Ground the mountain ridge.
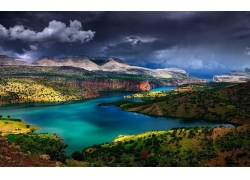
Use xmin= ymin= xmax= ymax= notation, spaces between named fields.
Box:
xmin=0 ymin=55 xmax=191 ymax=79
xmin=211 ymin=68 xmax=250 ymax=82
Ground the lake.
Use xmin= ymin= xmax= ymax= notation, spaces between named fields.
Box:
xmin=0 ymin=87 xmax=232 ymax=155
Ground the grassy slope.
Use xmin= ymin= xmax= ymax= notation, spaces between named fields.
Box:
xmin=72 ymin=125 xmax=250 ymax=167
xmin=0 ymin=117 xmax=38 ymax=135
xmin=109 ymin=82 xmax=250 ymax=125
xmin=81 ymin=82 xmax=250 ymax=167
xmin=0 ymin=77 xmax=98 ymax=105
xmin=4 ymin=133 xmax=68 ymax=163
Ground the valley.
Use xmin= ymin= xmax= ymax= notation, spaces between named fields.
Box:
xmin=0 ymin=54 xmax=249 ymax=167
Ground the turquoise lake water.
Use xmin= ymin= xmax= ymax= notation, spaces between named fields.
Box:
xmin=0 ymin=87 xmax=231 ymax=155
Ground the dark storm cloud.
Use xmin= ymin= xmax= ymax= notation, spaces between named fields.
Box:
xmin=0 ymin=11 xmax=250 ymax=73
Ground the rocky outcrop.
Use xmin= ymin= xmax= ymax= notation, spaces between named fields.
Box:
xmin=80 ymin=79 xmax=151 ymax=91
xmin=149 ymin=78 xmax=206 ymax=88
xmin=211 ymin=68 xmax=250 ymax=82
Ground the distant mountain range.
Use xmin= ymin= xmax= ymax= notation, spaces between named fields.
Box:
xmin=211 ymin=68 xmax=250 ymax=82
xmin=0 ymin=55 xmax=190 ymax=79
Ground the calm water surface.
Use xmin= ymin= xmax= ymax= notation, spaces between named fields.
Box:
xmin=0 ymin=87 xmax=231 ymax=155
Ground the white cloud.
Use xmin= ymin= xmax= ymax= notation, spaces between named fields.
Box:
xmin=244 ymin=47 xmax=250 ymax=55
xmin=0 ymin=20 xmax=95 ymax=43
xmin=30 ymin=45 xmax=38 ymax=50
xmin=9 ymin=25 xmax=37 ymax=41
xmin=0 ymin=24 xmax=9 ymax=39
xmin=124 ymin=36 xmax=156 ymax=45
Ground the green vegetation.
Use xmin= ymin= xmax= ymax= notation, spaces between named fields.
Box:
xmin=71 ymin=125 xmax=250 ymax=167
xmin=101 ymin=82 xmax=250 ymax=125
xmin=124 ymin=91 xmax=171 ymax=98
xmin=0 ymin=115 xmax=38 ymax=135
xmin=5 ymin=133 xmax=68 ymax=163
xmin=92 ymin=82 xmax=250 ymax=166
xmin=124 ymin=82 xmax=237 ymax=99
xmin=0 ymin=77 xmax=98 ymax=105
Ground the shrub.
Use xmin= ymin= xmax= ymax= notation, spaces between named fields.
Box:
xmin=71 ymin=151 xmax=85 ymax=161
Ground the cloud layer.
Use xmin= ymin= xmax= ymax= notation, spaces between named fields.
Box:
xmin=1 ymin=12 xmax=250 ymax=75
xmin=0 ymin=20 xmax=95 ymax=43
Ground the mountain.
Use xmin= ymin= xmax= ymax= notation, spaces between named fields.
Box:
xmin=33 ymin=55 xmax=190 ymax=79
xmin=211 ymin=68 xmax=250 ymax=82
xmin=0 ymin=55 xmax=190 ymax=79
xmin=0 ymin=55 xmax=30 ymax=66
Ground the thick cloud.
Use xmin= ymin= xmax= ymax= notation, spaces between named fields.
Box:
xmin=0 ymin=24 xmax=8 ymax=39
xmin=1 ymin=20 xmax=95 ymax=43
xmin=1 ymin=12 xmax=250 ymax=75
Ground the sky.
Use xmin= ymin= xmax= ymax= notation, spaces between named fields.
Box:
xmin=1 ymin=11 xmax=250 ymax=75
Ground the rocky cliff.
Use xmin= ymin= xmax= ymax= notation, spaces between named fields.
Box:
xmin=149 ymin=78 xmax=206 ymax=88
xmin=66 ymin=79 xmax=151 ymax=91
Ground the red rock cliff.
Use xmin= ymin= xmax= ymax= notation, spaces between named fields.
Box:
xmin=80 ymin=79 xmax=151 ymax=91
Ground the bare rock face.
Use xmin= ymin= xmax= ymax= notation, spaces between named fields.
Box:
xmin=39 ymin=154 xmax=50 ymax=161
xmin=80 ymin=79 xmax=151 ymax=91
xmin=211 ymin=68 xmax=250 ymax=82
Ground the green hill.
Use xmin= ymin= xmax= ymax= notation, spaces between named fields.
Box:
xmin=70 ymin=124 xmax=250 ymax=167
xmin=102 ymin=82 xmax=250 ymax=125
xmin=0 ymin=77 xmax=98 ymax=105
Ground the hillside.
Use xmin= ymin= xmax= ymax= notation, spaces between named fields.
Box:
xmin=99 ymin=82 xmax=250 ymax=125
xmin=0 ymin=133 xmax=67 ymax=167
xmin=0 ymin=77 xmax=99 ymax=105
xmin=71 ymin=124 xmax=250 ymax=167
xmin=71 ymin=81 xmax=250 ymax=167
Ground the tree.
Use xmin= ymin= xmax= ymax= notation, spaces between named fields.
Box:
xmin=7 ymin=115 xmax=10 ymax=118
xmin=71 ymin=151 xmax=85 ymax=161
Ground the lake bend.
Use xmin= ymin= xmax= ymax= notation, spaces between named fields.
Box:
xmin=0 ymin=86 xmax=232 ymax=155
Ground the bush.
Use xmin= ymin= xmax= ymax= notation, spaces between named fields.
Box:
xmin=71 ymin=151 xmax=85 ymax=161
